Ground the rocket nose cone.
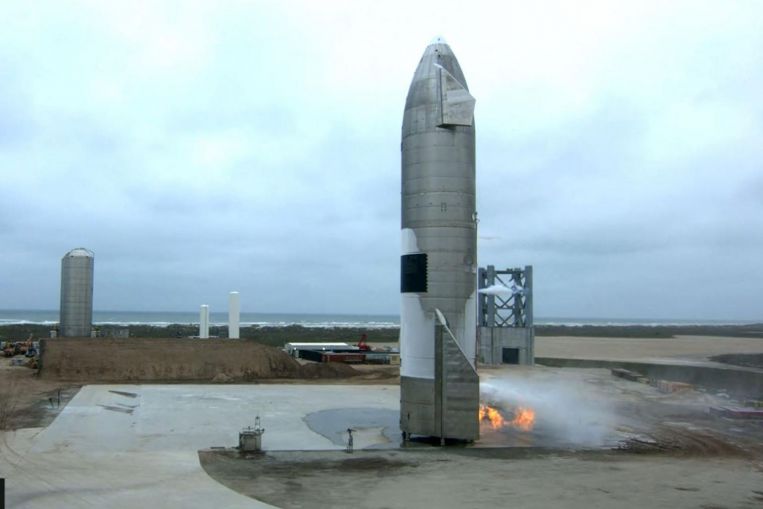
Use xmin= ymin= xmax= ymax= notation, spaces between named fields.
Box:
xmin=417 ymin=36 xmax=456 ymax=71
xmin=424 ymin=36 xmax=453 ymax=57
xmin=409 ymin=37 xmax=467 ymax=90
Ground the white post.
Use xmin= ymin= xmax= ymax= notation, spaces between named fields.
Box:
xmin=229 ymin=291 xmax=240 ymax=339
xmin=200 ymin=304 xmax=209 ymax=339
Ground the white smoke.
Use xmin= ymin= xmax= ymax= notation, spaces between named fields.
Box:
xmin=481 ymin=370 xmax=618 ymax=448
xmin=478 ymin=283 xmax=524 ymax=296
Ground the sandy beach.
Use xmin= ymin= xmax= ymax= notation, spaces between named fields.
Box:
xmin=536 ymin=334 xmax=763 ymax=364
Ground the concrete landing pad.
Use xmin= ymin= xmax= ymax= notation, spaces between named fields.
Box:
xmin=4 ymin=370 xmax=763 ymax=509
xmin=3 ymin=384 xmax=400 ymax=509
xmin=31 ymin=384 xmax=400 ymax=454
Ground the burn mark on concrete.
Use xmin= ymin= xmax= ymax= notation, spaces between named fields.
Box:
xmin=98 ymin=404 xmax=134 ymax=414
xmin=109 ymin=390 xmax=139 ymax=398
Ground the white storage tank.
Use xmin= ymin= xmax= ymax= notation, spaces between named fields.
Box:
xmin=59 ymin=248 xmax=94 ymax=337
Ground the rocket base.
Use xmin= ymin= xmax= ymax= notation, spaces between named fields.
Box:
xmin=400 ymin=376 xmax=436 ymax=437
xmin=400 ymin=325 xmax=480 ymax=442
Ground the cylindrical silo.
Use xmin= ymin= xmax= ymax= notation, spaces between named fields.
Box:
xmin=59 ymin=248 xmax=94 ymax=337
xmin=229 ymin=291 xmax=240 ymax=339
xmin=200 ymin=305 xmax=210 ymax=339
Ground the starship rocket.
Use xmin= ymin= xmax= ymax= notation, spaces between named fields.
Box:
xmin=400 ymin=38 xmax=480 ymax=442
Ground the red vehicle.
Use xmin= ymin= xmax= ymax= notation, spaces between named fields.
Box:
xmin=357 ymin=333 xmax=371 ymax=351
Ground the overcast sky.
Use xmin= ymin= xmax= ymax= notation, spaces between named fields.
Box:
xmin=1 ymin=1 xmax=761 ymax=320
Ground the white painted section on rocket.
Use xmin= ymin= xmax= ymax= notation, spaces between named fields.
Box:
xmin=228 ymin=291 xmax=240 ymax=339
xmin=463 ymin=289 xmax=478 ymax=368
xmin=399 ymin=228 xmax=435 ymax=379
xmin=401 ymin=228 xmax=420 ymax=255
xmin=400 ymin=295 xmax=435 ymax=379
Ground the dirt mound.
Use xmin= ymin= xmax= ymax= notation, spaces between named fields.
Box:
xmin=211 ymin=372 xmax=234 ymax=383
xmin=38 ymin=338 xmax=403 ymax=384
xmin=298 ymin=362 xmax=360 ymax=379
xmin=40 ymin=338 xmax=302 ymax=382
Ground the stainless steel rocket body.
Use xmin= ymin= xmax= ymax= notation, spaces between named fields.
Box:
xmin=400 ymin=40 xmax=479 ymax=440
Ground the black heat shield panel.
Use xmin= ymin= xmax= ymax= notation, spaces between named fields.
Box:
xmin=401 ymin=253 xmax=427 ymax=293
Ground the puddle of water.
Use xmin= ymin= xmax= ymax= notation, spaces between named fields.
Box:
xmin=305 ymin=407 xmax=620 ymax=450
xmin=304 ymin=408 xmax=400 ymax=449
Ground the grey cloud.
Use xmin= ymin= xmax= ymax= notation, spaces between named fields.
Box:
xmin=1 ymin=1 xmax=762 ymax=320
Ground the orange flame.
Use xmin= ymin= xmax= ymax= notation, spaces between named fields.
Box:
xmin=511 ymin=407 xmax=535 ymax=431
xmin=479 ymin=404 xmax=506 ymax=429
xmin=479 ymin=404 xmax=536 ymax=431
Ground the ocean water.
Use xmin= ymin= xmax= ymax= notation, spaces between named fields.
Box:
xmin=0 ymin=309 xmax=757 ymax=328
xmin=0 ymin=309 xmax=400 ymax=328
